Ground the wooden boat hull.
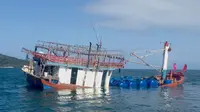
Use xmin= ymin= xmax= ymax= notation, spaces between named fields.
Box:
xmin=154 ymin=72 xmax=184 ymax=88
xmin=160 ymin=76 xmax=184 ymax=88
xmin=41 ymin=79 xmax=89 ymax=90
xmin=25 ymin=73 xmax=43 ymax=90
xmin=25 ymin=72 xmax=89 ymax=90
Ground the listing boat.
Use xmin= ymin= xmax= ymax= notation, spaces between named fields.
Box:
xmin=155 ymin=67 xmax=186 ymax=88
xmin=21 ymin=40 xmax=125 ymax=90
xmin=110 ymin=41 xmax=187 ymax=89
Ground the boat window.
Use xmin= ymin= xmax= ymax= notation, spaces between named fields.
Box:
xmin=78 ymin=68 xmax=83 ymax=70
xmin=44 ymin=66 xmax=59 ymax=76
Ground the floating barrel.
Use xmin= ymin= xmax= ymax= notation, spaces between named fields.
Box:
xmin=110 ymin=78 xmax=121 ymax=86
xmin=148 ymin=79 xmax=159 ymax=88
xmin=110 ymin=78 xmax=115 ymax=84
xmin=109 ymin=78 xmax=115 ymax=86
xmin=110 ymin=80 xmax=121 ymax=86
xmin=138 ymin=79 xmax=148 ymax=88
xmin=119 ymin=80 xmax=129 ymax=88
xmin=164 ymin=79 xmax=172 ymax=84
xmin=129 ymin=80 xmax=137 ymax=88
xmin=110 ymin=76 xmax=158 ymax=89
xmin=114 ymin=80 xmax=121 ymax=86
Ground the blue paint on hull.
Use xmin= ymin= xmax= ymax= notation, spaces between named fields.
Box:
xmin=25 ymin=73 xmax=57 ymax=90
xmin=43 ymin=84 xmax=52 ymax=90
xmin=25 ymin=73 xmax=44 ymax=90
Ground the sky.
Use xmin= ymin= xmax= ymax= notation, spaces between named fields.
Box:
xmin=0 ymin=0 xmax=199 ymax=69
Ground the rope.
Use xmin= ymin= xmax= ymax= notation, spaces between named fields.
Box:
xmin=131 ymin=49 xmax=164 ymax=59
xmin=127 ymin=60 xmax=161 ymax=68
xmin=124 ymin=48 xmax=165 ymax=73
xmin=132 ymin=49 xmax=164 ymax=54
xmin=130 ymin=52 xmax=161 ymax=73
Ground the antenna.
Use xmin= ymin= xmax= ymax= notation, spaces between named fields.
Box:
xmin=160 ymin=41 xmax=171 ymax=45
xmin=91 ymin=21 xmax=102 ymax=47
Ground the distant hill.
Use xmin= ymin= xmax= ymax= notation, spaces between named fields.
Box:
xmin=0 ymin=54 xmax=28 ymax=68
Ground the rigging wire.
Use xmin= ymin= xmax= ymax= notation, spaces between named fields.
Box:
xmin=131 ymin=52 xmax=161 ymax=73
xmin=91 ymin=22 xmax=101 ymax=46
xmin=125 ymin=48 xmax=165 ymax=73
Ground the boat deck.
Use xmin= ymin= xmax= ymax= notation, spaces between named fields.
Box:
xmin=22 ymin=65 xmax=59 ymax=81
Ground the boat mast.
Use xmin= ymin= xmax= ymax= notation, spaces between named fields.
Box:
xmin=161 ymin=41 xmax=170 ymax=81
xmin=87 ymin=42 xmax=92 ymax=68
xmin=93 ymin=43 xmax=100 ymax=87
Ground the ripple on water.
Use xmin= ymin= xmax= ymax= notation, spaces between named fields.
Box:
xmin=1 ymin=69 xmax=200 ymax=112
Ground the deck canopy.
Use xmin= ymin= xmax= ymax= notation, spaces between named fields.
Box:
xmin=22 ymin=40 xmax=125 ymax=69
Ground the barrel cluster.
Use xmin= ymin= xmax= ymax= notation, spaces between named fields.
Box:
xmin=110 ymin=76 xmax=159 ymax=89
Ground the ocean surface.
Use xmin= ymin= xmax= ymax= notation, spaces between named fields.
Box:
xmin=0 ymin=68 xmax=200 ymax=112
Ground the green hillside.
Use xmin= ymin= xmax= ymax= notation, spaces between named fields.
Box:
xmin=0 ymin=54 xmax=28 ymax=68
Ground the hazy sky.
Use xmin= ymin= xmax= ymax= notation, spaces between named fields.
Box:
xmin=0 ymin=0 xmax=199 ymax=69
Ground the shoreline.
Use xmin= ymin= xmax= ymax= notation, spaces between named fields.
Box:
xmin=0 ymin=66 xmax=14 ymax=68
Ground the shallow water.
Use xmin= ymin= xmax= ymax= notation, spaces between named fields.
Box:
xmin=0 ymin=68 xmax=199 ymax=112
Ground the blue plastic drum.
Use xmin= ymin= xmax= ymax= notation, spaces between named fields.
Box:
xmin=148 ymin=79 xmax=159 ymax=88
xmin=119 ymin=80 xmax=129 ymax=88
xmin=164 ymin=79 xmax=172 ymax=84
xmin=129 ymin=80 xmax=137 ymax=88
xmin=138 ymin=79 xmax=148 ymax=88
xmin=113 ymin=80 xmax=121 ymax=86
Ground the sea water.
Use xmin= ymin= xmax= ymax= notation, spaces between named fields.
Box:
xmin=0 ymin=68 xmax=200 ymax=112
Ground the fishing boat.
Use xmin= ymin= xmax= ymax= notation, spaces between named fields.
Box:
xmin=21 ymin=40 xmax=125 ymax=90
xmin=110 ymin=41 xmax=187 ymax=88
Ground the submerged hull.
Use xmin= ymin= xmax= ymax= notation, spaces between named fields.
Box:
xmin=161 ymin=78 xmax=184 ymax=87
xmin=25 ymin=73 xmax=43 ymax=90
xmin=22 ymin=65 xmax=113 ymax=90
xmin=41 ymin=79 xmax=88 ymax=90
xmin=156 ymin=74 xmax=184 ymax=88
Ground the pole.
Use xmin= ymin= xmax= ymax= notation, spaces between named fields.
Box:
xmin=94 ymin=44 xmax=100 ymax=87
xmin=161 ymin=41 xmax=170 ymax=81
xmin=87 ymin=42 xmax=92 ymax=68
xmin=83 ymin=42 xmax=92 ymax=87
